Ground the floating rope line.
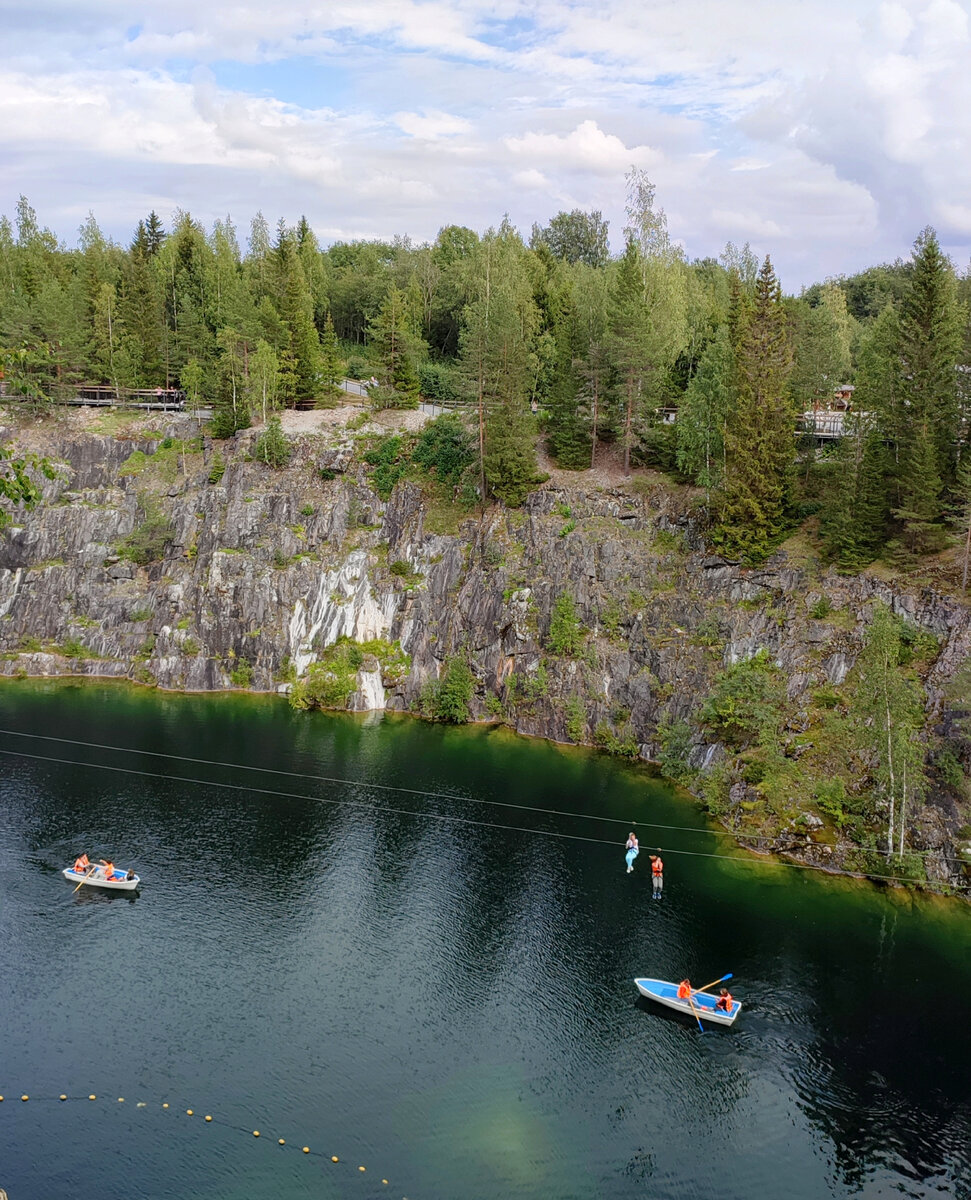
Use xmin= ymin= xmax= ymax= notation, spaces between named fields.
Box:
xmin=0 ymin=742 xmax=953 ymax=885
xmin=0 ymin=1091 xmax=404 ymax=1195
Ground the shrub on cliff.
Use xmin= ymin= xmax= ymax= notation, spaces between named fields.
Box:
xmin=116 ymin=497 xmax=176 ymax=565
xmin=420 ymin=657 xmax=474 ymax=723
xmin=254 ymin=416 xmax=291 ymax=467
xmin=546 ymin=592 xmax=586 ymax=657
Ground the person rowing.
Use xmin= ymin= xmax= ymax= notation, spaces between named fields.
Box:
xmin=625 ymin=832 xmax=639 ymax=874
xmin=677 ymin=978 xmax=692 ymax=1000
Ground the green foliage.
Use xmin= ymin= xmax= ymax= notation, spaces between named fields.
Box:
xmin=809 ymin=595 xmax=832 ymax=619
xmin=253 ymin=416 xmax=291 ymax=467
xmin=130 ymin=607 xmax=152 ymax=622
xmin=546 ymin=592 xmax=586 ymax=657
xmin=289 ymin=637 xmax=409 ymax=711
xmin=229 ymin=658 xmax=253 ymax=687
xmin=418 ymin=361 xmax=464 ymax=404
xmin=389 ymin=559 xmax=411 ymax=577
xmin=564 ymin=696 xmax=587 ymax=742
xmin=593 ymin=719 xmax=640 ymax=758
xmin=656 ymin=716 xmax=696 ymax=785
xmin=208 ymin=452 xmax=226 ymax=484
xmin=58 ymin=636 xmax=86 ymax=658
xmin=363 ymin=434 xmax=407 ymax=500
xmin=412 ymin=414 xmax=475 ymax=487
xmin=715 ymin=257 xmax=795 ymax=564
xmin=700 ymin=650 xmax=785 ymax=749
xmin=116 ymin=497 xmax=176 ymax=565
xmin=420 ymin=656 xmax=474 ymax=723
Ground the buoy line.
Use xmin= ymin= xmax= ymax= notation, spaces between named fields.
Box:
xmin=0 ymin=729 xmax=963 ymax=870
xmin=0 ymin=741 xmax=953 ymax=884
xmin=0 ymin=1091 xmax=403 ymax=1194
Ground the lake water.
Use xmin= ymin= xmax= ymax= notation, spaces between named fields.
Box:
xmin=0 ymin=680 xmax=969 ymax=1200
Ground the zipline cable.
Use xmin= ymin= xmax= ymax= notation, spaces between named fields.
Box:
xmin=0 ymin=727 xmax=963 ymax=865
xmin=0 ymin=726 xmax=756 ymax=841
xmin=0 ymin=743 xmax=952 ymax=884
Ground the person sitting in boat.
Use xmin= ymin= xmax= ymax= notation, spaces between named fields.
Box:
xmin=625 ymin=832 xmax=639 ymax=873
xmin=677 ymin=979 xmax=692 ymax=1000
xmin=73 ymin=853 xmax=90 ymax=873
xmin=716 ymin=988 xmax=733 ymax=1012
xmin=126 ymin=868 xmax=136 ymax=881
xmin=101 ymin=859 xmax=115 ymax=880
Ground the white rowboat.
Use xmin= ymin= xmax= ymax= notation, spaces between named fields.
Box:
xmin=63 ymin=864 xmax=140 ymax=891
xmin=634 ymin=977 xmax=741 ymax=1027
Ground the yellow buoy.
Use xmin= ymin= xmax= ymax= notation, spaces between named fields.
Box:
xmin=331 ymin=1155 xmax=339 ymax=1162
xmin=0 ymin=1095 xmax=4 ymax=1101
xmin=21 ymin=1095 xmax=28 ymax=1102
xmin=60 ymin=1095 xmax=67 ymax=1101
xmin=186 ymin=1109 xmax=193 ymax=1116
xmin=278 ymin=1138 xmax=285 ymax=1146
xmin=162 ymin=1103 xmax=169 ymax=1109
xmin=359 ymin=1165 xmax=366 ymax=1172
xmin=253 ymin=1130 xmax=260 ymax=1137
xmin=382 ymin=1181 xmax=389 ymax=1186
xmin=88 ymin=1094 xmax=96 ymax=1101
xmin=205 ymin=1115 xmax=212 ymax=1122
xmin=302 ymin=1147 xmax=309 ymax=1154
xmin=118 ymin=1098 xmax=124 ymax=1103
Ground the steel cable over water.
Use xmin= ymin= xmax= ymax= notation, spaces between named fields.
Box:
xmin=0 ymin=733 xmax=951 ymax=884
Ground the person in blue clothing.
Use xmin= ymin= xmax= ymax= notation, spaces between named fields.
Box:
xmin=625 ymin=832 xmax=639 ymax=873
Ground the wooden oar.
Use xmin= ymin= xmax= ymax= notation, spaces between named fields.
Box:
xmin=73 ymin=865 xmax=97 ymax=893
xmin=685 ymin=990 xmax=705 ymax=1033
xmin=695 ymin=972 xmax=733 ymax=995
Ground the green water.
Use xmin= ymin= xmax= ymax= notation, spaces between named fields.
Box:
xmin=0 ymin=680 xmax=968 ymax=1199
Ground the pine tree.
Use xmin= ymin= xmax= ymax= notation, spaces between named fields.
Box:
xmin=318 ymin=312 xmax=343 ymax=404
xmin=369 ymin=284 xmax=421 ymax=402
xmin=675 ymin=326 xmax=734 ymax=493
xmin=716 ymin=256 xmax=794 ymax=563
xmin=893 ymin=228 xmax=963 ymax=552
xmin=210 ymin=326 xmax=249 ymax=438
xmin=460 ymin=223 xmax=542 ymax=505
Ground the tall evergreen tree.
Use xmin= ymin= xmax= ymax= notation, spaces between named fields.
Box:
xmin=675 ymin=326 xmax=734 ymax=494
xmin=318 ymin=312 xmax=343 ymax=403
xmin=716 ymin=256 xmax=794 ymax=563
xmin=369 ymin=283 xmax=422 ymax=401
xmin=893 ymin=227 xmax=964 ymax=551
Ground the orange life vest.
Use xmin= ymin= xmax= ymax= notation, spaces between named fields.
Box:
xmin=652 ymin=856 xmax=663 ymax=876
xmin=717 ymin=991 xmax=733 ymax=1010
xmin=677 ymin=981 xmax=691 ymax=999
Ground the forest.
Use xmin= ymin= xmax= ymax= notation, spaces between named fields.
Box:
xmin=1 ymin=170 xmax=970 ymax=578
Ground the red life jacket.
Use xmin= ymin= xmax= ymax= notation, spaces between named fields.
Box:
xmin=677 ymin=981 xmax=691 ymax=999
xmin=652 ymin=857 xmax=663 ymax=876
xmin=717 ymin=992 xmax=733 ymax=1010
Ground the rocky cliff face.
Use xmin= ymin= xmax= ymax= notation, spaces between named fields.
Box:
xmin=2 ymin=415 xmax=969 ymax=892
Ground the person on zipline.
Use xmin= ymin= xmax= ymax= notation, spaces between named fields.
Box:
xmin=649 ymin=851 xmax=663 ymax=899
xmin=625 ymin=832 xmax=639 ymax=873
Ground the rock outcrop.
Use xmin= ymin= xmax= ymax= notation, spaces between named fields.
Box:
xmin=2 ymin=418 xmax=969 ymax=893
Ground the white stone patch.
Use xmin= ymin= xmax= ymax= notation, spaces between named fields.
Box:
xmin=352 ymin=667 xmax=386 ymax=712
xmin=289 ymin=549 xmax=398 ymax=677
xmin=0 ymin=568 xmax=24 ymax=619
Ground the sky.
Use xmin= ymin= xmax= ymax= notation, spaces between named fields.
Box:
xmin=1 ymin=0 xmax=970 ymax=288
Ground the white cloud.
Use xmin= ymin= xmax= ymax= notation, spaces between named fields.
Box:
xmin=393 ymin=110 xmax=472 ymax=139
xmin=504 ymin=120 xmax=660 ymax=174
xmin=0 ymin=0 xmax=969 ymax=285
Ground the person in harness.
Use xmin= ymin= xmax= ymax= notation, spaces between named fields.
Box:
xmin=649 ymin=851 xmax=663 ymax=899
xmin=625 ymin=832 xmax=639 ymax=874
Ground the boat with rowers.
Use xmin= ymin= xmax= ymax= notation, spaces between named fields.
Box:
xmin=63 ymin=860 xmax=140 ymax=891
xmin=634 ymin=977 xmax=741 ymax=1026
